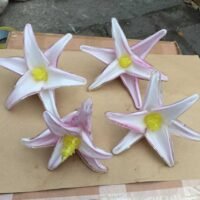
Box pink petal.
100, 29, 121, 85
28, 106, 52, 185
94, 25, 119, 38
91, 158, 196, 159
156, 94, 199, 123
62, 99, 93, 136
0, 57, 27, 75
142, 71, 162, 110
48, 138, 63, 170
131, 29, 167, 59
80, 45, 115, 64
112, 18, 132, 57
129, 54, 168, 81
79, 131, 112, 160
127, 60, 152, 80
106, 111, 147, 133
120, 74, 142, 109
89, 60, 123, 90
6, 71, 43, 109
45, 33, 72, 67
112, 131, 144, 155
39, 90, 59, 118
78, 151, 108, 173
24, 24, 49, 69
77, 99, 93, 134
43, 111, 78, 137
62, 111, 81, 134
145, 125, 174, 167
170, 120, 200, 141
22, 129, 58, 148
43, 67, 86, 90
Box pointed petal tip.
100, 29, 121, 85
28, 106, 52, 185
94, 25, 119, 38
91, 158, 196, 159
21, 138, 29, 143
160, 29, 167, 35
167, 161, 175, 168
189, 94, 200, 104
21, 138, 32, 148
105, 112, 112, 119
47, 164, 55, 171
61, 33, 73, 43
66, 33, 72, 39
112, 147, 121, 155
5, 98, 13, 110
25, 23, 32, 29
48, 159, 58, 170
111, 17, 118, 23
134, 102, 142, 110
98, 166, 109, 173
84, 98, 93, 107
193, 93, 200, 100
80, 45, 88, 51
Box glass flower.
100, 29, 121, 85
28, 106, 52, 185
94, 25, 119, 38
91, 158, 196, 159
22, 99, 112, 172
81, 18, 167, 109
107, 72, 200, 167
0, 24, 86, 116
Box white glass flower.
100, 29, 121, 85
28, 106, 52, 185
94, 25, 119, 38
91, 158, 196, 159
81, 18, 167, 109
0, 24, 86, 116
22, 99, 112, 172
106, 71, 200, 167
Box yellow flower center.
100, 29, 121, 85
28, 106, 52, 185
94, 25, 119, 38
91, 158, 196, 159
118, 55, 132, 69
61, 135, 81, 161
144, 112, 163, 132
31, 66, 48, 81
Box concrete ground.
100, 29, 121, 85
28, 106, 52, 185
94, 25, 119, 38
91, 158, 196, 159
0, 0, 200, 54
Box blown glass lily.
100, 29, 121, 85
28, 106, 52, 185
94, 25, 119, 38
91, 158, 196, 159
22, 99, 112, 172
81, 18, 167, 109
0, 24, 86, 116
107, 71, 200, 167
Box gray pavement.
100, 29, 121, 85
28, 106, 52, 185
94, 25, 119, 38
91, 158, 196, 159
0, 0, 200, 54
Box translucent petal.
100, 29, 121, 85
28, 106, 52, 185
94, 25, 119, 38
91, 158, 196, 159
80, 45, 115, 64
142, 71, 162, 110
112, 131, 144, 154
120, 74, 142, 109
0, 57, 27, 75
39, 90, 59, 118
22, 129, 58, 148
170, 120, 200, 141
45, 33, 72, 67
89, 60, 123, 90
112, 18, 132, 57
6, 72, 43, 109
48, 138, 63, 170
79, 132, 112, 160
78, 151, 108, 173
44, 67, 86, 90
156, 94, 199, 123
145, 125, 174, 167
106, 111, 147, 133
24, 24, 49, 69
131, 29, 167, 59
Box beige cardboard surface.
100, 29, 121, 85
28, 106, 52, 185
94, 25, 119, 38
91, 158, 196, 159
0, 50, 200, 193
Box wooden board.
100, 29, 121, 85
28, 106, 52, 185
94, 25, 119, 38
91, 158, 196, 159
0, 31, 188, 199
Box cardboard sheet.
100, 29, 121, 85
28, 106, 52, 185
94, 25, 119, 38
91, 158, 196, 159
0, 50, 200, 193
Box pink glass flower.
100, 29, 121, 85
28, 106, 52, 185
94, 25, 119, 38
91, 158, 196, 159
22, 99, 112, 172
0, 24, 86, 117
106, 71, 200, 167
81, 18, 167, 109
